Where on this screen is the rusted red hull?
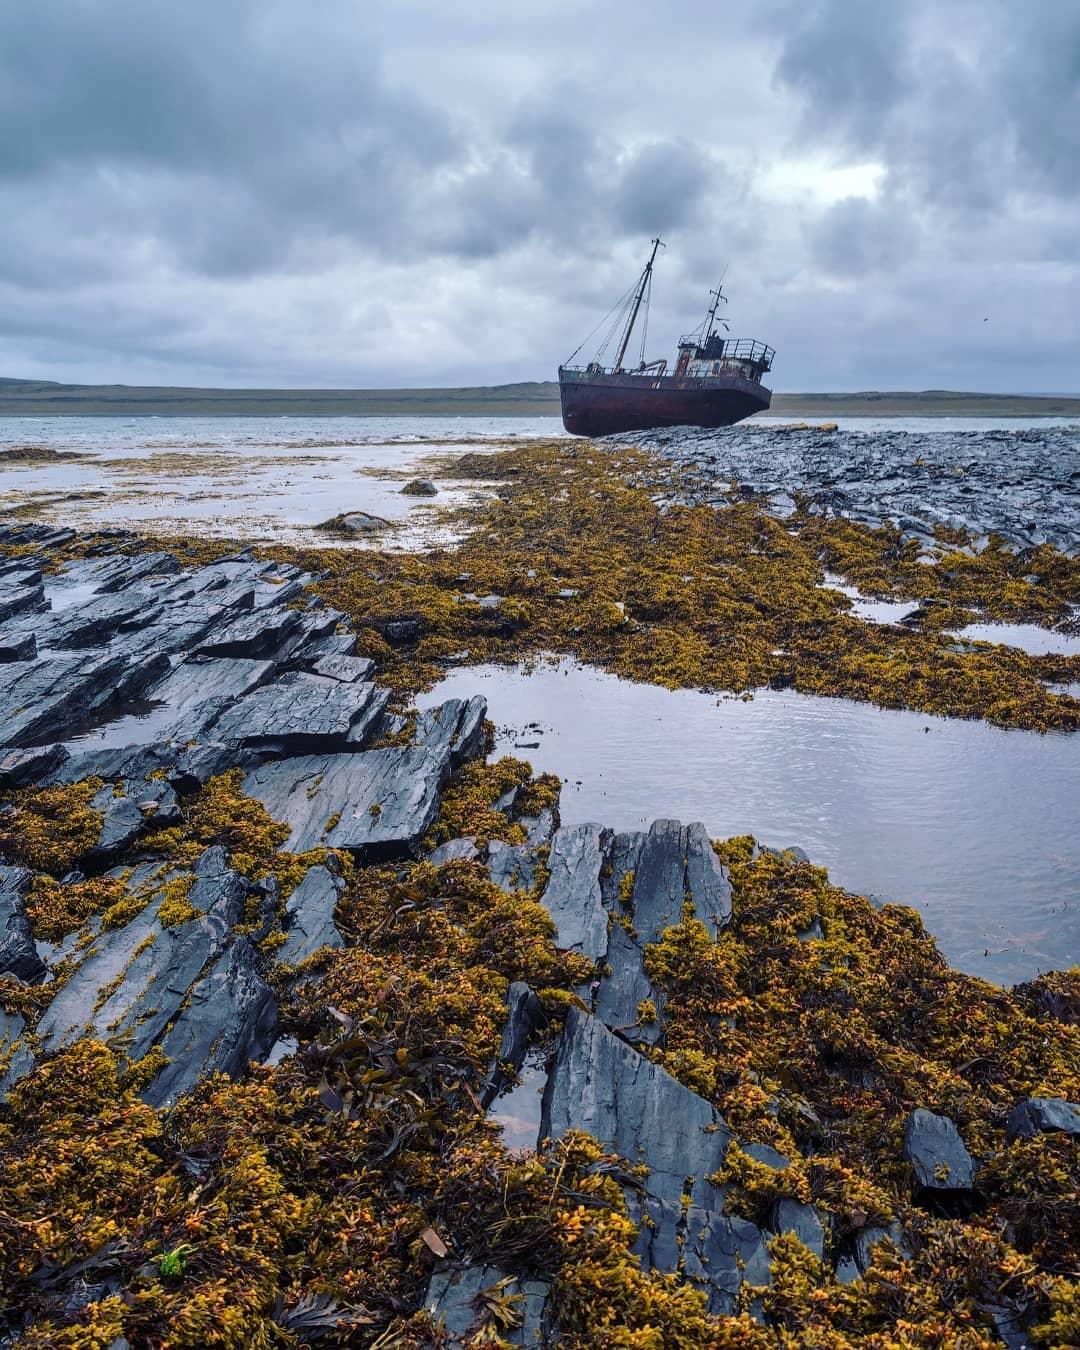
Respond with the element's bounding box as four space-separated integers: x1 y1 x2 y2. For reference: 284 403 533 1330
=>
559 368 771 437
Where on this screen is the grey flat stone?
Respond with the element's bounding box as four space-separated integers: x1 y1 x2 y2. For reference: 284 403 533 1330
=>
771 1198 826 1258
0 1005 35 1101
37 846 245 1057
209 670 387 753
0 577 46 623
143 653 276 731
242 747 448 856
593 923 664 1044
540 823 609 959
310 653 375 683
413 695 487 768
44 591 163 649
1006 1097 1080 1140
195 607 304 659
0 743 70 788
0 630 36 662
278 864 345 966
425 1266 549 1346
902 1109 974 1191
520 808 556 848
541 1006 731 1208
682 1205 771 1315
486 839 539 894
142 937 277 1109
0 864 46 983
429 836 480 864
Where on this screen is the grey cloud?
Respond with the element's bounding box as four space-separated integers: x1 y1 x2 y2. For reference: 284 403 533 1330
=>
0 0 1076 391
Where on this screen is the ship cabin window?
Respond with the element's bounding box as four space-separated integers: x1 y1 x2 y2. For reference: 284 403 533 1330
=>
711 362 720 375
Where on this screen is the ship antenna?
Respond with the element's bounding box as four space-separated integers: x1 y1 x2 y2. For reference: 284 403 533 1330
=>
612 237 664 373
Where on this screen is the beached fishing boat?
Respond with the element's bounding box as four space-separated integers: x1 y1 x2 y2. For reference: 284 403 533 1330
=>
558 238 774 436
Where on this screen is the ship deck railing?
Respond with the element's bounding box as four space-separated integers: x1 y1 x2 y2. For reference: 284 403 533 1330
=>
561 337 774 379
679 337 775 368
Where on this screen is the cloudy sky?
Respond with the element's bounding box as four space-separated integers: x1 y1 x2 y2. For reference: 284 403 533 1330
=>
1 0 1077 392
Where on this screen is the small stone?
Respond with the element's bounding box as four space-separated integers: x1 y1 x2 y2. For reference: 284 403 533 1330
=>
316 511 391 535
1005 1097 1080 1140
902 1108 974 1191
400 478 438 496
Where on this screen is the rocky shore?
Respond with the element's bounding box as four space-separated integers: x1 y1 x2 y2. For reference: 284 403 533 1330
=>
1 512 1079 1347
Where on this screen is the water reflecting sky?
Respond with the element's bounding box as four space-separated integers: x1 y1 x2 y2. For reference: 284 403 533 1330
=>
421 657 1080 986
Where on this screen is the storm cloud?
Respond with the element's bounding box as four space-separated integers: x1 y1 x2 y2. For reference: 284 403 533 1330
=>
0 0 1076 390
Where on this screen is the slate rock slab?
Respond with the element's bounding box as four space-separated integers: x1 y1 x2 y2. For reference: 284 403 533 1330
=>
424 1265 549 1347
37 846 246 1057
541 1005 731 1208
680 1204 772 1315
771 1198 827 1258
242 747 448 856
309 653 375 683
414 696 487 768
902 1108 974 1191
0 1005 35 1101
0 630 36 662
0 864 46 983
0 649 164 749
486 839 540 894
137 655 276 741
481 982 545 1108
540 824 609 959
142 938 278 1109
1006 1097 1080 1140
429 836 480 865
278 863 346 966
210 670 387 754
627 818 731 944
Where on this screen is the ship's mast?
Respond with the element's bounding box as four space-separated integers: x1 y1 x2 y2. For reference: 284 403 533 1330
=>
612 237 663 373
701 276 727 346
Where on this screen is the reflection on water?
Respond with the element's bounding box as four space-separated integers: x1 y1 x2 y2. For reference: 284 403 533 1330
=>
951 621 1080 657
489 1059 548 1151
419 657 1080 986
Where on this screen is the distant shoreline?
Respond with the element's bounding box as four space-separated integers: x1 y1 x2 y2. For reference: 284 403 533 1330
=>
0 377 1077 419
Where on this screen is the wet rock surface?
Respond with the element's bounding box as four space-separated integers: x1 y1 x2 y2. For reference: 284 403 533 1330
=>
0 527 490 1113
636 422 1080 552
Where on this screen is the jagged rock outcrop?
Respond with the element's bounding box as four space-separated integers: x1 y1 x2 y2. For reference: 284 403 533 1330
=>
537 818 730 1043
0 864 46 983
209 670 388 753
36 846 246 1058
542 1005 732 1206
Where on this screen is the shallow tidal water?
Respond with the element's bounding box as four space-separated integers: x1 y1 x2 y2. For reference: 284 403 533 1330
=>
0 414 565 548
419 657 1080 987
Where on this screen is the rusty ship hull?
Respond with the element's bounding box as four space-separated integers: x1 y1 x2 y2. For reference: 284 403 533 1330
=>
558 366 771 437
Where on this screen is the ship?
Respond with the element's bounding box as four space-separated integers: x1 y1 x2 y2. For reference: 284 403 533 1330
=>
558 238 774 437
